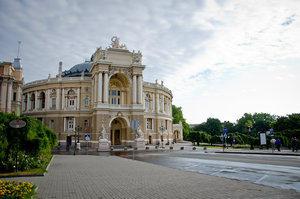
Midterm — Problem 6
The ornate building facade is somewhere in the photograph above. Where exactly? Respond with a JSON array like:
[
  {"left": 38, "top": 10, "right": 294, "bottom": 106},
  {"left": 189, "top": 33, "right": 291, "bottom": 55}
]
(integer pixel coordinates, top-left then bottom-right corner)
[
  {"left": 22, "top": 37, "right": 183, "bottom": 147},
  {"left": 0, "top": 58, "right": 24, "bottom": 115}
]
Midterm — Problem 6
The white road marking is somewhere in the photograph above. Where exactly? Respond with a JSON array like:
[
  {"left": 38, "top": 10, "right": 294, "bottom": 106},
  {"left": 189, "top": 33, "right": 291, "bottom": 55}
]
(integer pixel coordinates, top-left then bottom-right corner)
[{"left": 255, "top": 175, "right": 268, "bottom": 183}]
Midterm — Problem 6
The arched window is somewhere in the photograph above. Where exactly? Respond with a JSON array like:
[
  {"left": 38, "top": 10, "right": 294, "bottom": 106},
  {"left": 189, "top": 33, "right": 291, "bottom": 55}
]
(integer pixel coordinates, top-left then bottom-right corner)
[
  {"left": 145, "top": 93, "right": 150, "bottom": 110},
  {"left": 39, "top": 92, "right": 45, "bottom": 109},
  {"left": 67, "top": 89, "right": 76, "bottom": 107},
  {"left": 30, "top": 93, "right": 35, "bottom": 110}
]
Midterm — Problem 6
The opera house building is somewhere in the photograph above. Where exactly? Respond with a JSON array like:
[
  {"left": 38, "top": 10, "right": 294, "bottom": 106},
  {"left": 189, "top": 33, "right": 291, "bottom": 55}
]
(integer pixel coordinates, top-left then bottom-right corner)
[{"left": 21, "top": 37, "right": 182, "bottom": 148}]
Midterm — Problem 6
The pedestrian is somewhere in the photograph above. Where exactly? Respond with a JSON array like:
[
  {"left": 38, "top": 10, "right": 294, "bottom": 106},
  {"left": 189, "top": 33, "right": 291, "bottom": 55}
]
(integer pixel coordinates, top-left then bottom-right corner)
[
  {"left": 276, "top": 138, "right": 281, "bottom": 152},
  {"left": 270, "top": 138, "right": 276, "bottom": 152},
  {"left": 291, "top": 137, "right": 296, "bottom": 152},
  {"left": 292, "top": 137, "right": 298, "bottom": 152}
]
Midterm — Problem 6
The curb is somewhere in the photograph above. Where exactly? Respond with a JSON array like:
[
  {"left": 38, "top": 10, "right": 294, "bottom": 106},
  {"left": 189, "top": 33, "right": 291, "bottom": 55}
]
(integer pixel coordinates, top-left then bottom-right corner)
[{"left": 215, "top": 151, "right": 300, "bottom": 156}]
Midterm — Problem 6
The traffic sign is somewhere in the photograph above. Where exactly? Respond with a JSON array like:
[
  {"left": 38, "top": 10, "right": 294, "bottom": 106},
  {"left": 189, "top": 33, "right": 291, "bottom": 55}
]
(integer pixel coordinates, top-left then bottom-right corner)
[
  {"left": 84, "top": 134, "right": 90, "bottom": 141},
  {"left": 223, "top": 127, "right": 227, "bottom": 137},
  {"left": 270, "top": 129, "right": 274, "bottom": 136}
]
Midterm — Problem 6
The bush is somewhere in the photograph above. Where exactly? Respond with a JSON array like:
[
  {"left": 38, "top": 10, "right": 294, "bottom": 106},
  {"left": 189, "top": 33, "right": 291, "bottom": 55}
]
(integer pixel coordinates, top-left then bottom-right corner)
[{"left": 0, "top": 112, "right": 57, "bottom": 172}]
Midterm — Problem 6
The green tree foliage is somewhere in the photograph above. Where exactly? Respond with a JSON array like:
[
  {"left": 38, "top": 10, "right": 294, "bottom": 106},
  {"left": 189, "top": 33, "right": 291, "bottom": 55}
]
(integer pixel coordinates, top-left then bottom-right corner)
[
  {"left": 236, "top": 113, "right": 253, "bottom": 134},
  {"left": 271, "top": 113, "right": 300, "bottom": 145},
  {"left": 0, "top": 112, "right": 57, "bottom": 171},
  {"left": 204, "top": 118, "right": 222, "bottom": 136},
  {"left": 172, "top": 105, "right": 191, "bottom": 140}
]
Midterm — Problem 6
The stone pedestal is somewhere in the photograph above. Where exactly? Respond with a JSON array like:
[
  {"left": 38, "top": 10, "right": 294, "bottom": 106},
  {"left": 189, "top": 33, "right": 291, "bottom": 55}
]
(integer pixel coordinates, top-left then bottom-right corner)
[
  {"left": 134, "top": 138, "right": 145, "bottom": 150},
  {"left": 98, "top": 139, "right": 110, "bottom": 151}
]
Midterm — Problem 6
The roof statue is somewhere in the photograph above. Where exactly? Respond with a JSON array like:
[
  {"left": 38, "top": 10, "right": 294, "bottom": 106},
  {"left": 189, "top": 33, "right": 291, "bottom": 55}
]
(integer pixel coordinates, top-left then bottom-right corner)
[
  {"left": 111, "top": 36, "right": 127, "bottom": 49},
  {"left": 132, "top": 50, "right": 142, "bottom": 64}
]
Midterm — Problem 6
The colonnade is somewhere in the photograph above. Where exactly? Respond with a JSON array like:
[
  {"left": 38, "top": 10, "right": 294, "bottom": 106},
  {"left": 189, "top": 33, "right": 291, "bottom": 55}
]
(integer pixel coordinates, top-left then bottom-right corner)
[
  {"left": 23, "top": 87, "right": 81, "bottom": 112},
  {"left": 92, "top": 72, "right": 143, "bottom": 106}
]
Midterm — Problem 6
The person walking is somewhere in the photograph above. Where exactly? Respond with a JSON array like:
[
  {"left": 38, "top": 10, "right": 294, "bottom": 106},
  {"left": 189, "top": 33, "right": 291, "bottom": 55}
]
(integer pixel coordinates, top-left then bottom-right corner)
[
  {"left": 276, "top": 138, "right": 281, "bottom": 152},
  {"left": 270, "top": 138, "right": 276, "bottom": 152},
  {"left": 292, "top": 137, "right": 298, "bottom": 152}
]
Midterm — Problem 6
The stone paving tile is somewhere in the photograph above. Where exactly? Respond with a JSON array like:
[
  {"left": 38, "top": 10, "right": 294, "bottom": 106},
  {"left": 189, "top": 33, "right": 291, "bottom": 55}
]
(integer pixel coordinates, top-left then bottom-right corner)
[{"left": 3, "top": 155, "right": 300, "bottom": 199}]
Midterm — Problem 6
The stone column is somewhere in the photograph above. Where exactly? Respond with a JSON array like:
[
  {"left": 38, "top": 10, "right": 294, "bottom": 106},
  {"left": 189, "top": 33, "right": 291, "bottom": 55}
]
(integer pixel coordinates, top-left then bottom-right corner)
[
  {"left": 162, "top": 95, "right": 164, "bottom": 113},
  {"left": 155, "top": 93, "right": 159, "bottom": 113},
  {"left": 46, "top": 89, "right": 50, "bottom": 110},
  {"left": 21, "top": 95, "right": 25, "bottom": 112},
  {"left": 56, "top": 88, "right": 60, "bottom": 110},
  {"left": 1, "top": 80, "right": 7, "bottom": 111},
  {"left": 77, "top": 88, "right": 80, "bottom": 110},
  {"left": 137, "top": 75, "right": 143, "bottom": 104},
  {"left": 103, "top": 73, "right": 108, "bottom": 104},
  {"left": 94, "top": 74, "right": 97, "bottom": 105},
  {"left": 73, "top": 117, "right": 76, "bottom": 130},
  {"left": 132, "top": 75, "right": 137, "bottom": 104},
  {"left": 27, "top": 93, "right": 30, "bottom": 111},
  {"left": 63, "top": 117, "right": 66, "bottom": 132},
  {"left": 62, "top": 88, "right": 65, "bottom": 110},
  {"left": 35, "top": 91, "right": 38, "bottom": 110},
  {"left": 98, "top": 72, "right": 103, "bottom": 104},
  {"left": 6, "top": 80, "right": 12, "bottom": 112}
]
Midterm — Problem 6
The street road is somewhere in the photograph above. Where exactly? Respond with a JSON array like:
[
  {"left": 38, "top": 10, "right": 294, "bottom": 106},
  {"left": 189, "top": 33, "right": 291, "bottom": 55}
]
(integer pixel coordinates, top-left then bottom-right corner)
[{"left": 119, "top": 150, "right": 300, "bottom": 192}]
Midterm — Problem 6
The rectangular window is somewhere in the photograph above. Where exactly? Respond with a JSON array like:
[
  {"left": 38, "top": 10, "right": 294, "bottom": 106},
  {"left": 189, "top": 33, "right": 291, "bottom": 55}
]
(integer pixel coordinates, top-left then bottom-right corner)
[
  {"left": 84, "top": 120, "right": 88, "bottom": 127},
  {"left": 50, "top": 120, "right": 54, "bottom": 129},
  {"left": 68, "top": 120, "right": 74, "bottom": 130},
  {"left": 165, "top": 120, "right": 168, "bottom": 130},
  {"left": 84, "top": 98, "right": 89, "bottom": 107},
  {"left": 52, "top": 98, "right": 56, "bottom": 108},
  {"left": 147, "top": 118, "right": 152, "bottom": 129},
  {"left": 69, "top": 99, "right": 75, "bottom": 107}
]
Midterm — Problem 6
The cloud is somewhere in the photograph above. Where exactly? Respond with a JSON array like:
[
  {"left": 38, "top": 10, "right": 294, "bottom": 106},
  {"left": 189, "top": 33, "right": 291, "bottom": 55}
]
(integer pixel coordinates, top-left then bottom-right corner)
[{"left": 0, "top": 0, "right": 299, "bottom": 124}]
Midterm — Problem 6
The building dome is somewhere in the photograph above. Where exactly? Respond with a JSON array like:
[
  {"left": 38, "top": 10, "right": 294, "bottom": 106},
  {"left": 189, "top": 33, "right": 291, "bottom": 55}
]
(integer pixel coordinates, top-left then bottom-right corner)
[{"left": 62, "top": 61, "right": 93, "bottom": 77}]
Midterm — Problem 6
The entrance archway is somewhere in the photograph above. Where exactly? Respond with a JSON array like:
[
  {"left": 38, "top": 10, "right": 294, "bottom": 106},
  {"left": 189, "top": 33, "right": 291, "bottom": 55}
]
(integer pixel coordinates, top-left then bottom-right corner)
[{"left": 110, "top": 117, "right": 128, "bottom": 145}]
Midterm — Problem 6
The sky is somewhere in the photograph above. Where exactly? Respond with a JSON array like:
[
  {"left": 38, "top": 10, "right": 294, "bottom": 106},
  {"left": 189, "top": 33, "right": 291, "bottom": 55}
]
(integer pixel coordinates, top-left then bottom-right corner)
[{"left": 0, "top": 0, "right": 299, "bottom": 124}]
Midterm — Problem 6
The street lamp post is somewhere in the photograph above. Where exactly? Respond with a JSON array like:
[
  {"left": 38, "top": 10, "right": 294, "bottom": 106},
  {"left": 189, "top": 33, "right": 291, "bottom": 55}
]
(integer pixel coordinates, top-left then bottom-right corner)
[
  {"left": 248, "top": 126, "right": 254, "bottom": 150},
  {"left": 159, "top": 125, "right": 164, "bottom": 148},
  {"left": 73, "top": 125, "right": 82, "bottom": 155}
]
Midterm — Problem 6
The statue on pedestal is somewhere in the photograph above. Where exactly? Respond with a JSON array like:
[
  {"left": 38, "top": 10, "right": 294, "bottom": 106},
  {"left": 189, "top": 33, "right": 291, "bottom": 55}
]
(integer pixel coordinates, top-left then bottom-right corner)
[
  {"left": 136, "top": 127, "right": 144, "bottom": 140},
  {"left": 99, "top": 124, "right": 107, "bottom": 140}
]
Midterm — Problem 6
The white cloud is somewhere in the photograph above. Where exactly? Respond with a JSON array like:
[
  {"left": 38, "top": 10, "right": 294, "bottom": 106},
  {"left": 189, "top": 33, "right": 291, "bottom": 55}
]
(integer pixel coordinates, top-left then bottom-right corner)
[{"left": 0, "top": 0, "right": 299, "bottom": 124}]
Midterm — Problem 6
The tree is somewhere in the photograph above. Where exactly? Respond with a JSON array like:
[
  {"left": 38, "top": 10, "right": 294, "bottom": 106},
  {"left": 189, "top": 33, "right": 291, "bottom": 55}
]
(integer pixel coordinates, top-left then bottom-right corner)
[
  {"left": 236, "top": 113, "right": 253, "bottom": 134},
  {"left": 205, "top": 118, "right": 222, "bottom": 136},
  {"left": 172, "top": 105, "right": 191, "bottom": 140}
]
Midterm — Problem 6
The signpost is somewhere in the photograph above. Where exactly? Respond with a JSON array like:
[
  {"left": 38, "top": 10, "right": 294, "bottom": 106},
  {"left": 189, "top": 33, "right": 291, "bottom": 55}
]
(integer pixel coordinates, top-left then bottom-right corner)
[
  {"left": 223, "top": 127, "right": 227, "bottom": 152},
  {"left": 84, "top": 134, "right": 90, "bottom": 154},
  {"left": 9, "top": 119, "right": 27, "bottom": 172},
  {"left": 260, "top": 133, "right": 267, "bottom": 145},
  {"left": 270, "top": 129, "right": 274, "bottom": 136}
]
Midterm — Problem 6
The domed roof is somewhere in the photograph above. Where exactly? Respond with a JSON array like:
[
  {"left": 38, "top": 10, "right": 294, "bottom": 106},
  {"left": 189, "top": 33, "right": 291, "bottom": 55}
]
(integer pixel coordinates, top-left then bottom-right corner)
[{"left": 62, "top": 61, "right": 93, "bottom": 77}]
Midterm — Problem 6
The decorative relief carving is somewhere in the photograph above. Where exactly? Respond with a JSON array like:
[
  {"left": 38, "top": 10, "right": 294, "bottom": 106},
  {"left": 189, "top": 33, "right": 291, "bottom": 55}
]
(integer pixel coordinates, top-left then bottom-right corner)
[{"left": 109, "top": 66, "right": 132, "bottom": 77}]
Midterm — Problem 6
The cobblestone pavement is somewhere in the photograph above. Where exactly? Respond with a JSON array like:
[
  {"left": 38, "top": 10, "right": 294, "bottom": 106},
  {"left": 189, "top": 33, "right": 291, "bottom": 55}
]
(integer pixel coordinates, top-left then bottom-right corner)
[{"left": 3, "top": 155, "right": 300, "bottom": 199}]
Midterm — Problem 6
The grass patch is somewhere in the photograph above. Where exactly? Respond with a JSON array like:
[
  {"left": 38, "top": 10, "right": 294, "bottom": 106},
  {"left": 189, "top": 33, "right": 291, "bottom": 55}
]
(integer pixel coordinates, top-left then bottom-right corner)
[{"left": 0, "top": 155, "right": 53, "bottom": 178}]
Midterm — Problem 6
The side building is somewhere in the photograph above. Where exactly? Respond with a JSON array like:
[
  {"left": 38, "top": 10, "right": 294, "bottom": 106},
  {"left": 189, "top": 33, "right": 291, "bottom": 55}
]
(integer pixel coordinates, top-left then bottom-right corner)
[
  {"left": 0, "top": 58, "right": 24, "bottom": 115},
  {"left": 21, "top": 37, "right": 183, "bottom": 148}
]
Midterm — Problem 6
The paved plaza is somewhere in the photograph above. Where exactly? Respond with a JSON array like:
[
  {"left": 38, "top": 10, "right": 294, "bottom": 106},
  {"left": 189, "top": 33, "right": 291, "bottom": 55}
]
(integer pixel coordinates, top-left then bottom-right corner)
[{"left": 3, "top": 155, "right": 300, "bottom": 199}]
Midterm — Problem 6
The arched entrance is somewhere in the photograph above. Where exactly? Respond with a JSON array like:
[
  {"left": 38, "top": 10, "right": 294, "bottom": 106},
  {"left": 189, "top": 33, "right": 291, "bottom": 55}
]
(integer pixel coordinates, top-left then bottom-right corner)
[{"left": 110, "top": 117, "right": 128, "bottom": 145}]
